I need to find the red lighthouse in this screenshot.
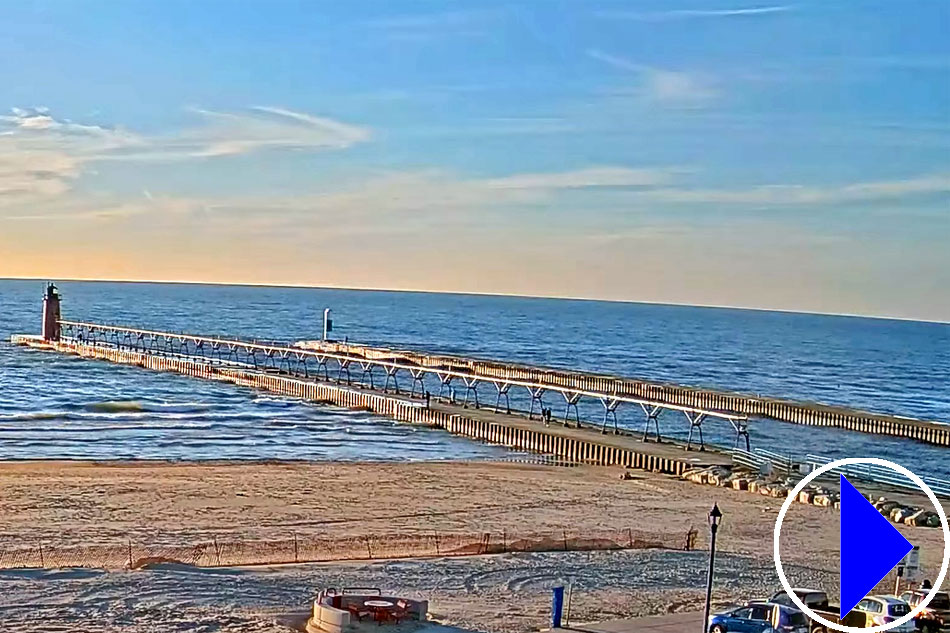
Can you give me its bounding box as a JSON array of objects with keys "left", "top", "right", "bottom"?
[{"left": 42, "top": 283, "right": 61, "bottom": 341}]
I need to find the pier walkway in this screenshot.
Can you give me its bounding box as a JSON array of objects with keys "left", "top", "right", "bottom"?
[
  {"left": 54, "top": 319, "right": 753, "bottom": 451},
  {"left": 11, "top": 331, "right": 725, "bottom": 476},
  {"left": 296, "top": 339, "right": 950, "bottom": 448},
  {"left": 13, "top": 305, "right": 749, "bottom": 475}
]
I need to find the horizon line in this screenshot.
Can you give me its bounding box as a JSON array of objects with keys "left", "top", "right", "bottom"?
[{"left": 2, "top": 274, "right": 948, "bottom": 327}]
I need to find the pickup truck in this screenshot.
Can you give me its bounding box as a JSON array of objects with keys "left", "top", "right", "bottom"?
[
  {"left": 769, "top": 589, "right": 866, "bottom": 632},
  {"left": 901, "top": 589, "right": 950, "bottom": 632}
]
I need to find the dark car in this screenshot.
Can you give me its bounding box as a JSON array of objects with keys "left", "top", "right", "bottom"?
[
  {"left": 709, "top": 601, "right": 809, "bottom": 633},
  {"left": 901, "top": 590, "right": 950, "bottom": 632},
  {"left": 768, "top": 588, "right": 869, "bottom": 632}
]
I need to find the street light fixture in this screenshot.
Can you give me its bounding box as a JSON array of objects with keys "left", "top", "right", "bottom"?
[{"left": 702, "top": 504, "right": 723, "bottom": 632}]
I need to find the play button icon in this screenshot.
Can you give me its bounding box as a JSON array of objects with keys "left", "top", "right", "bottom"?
[
  {"left": 839, "top": 475, "right": 913, "bottom": 616},
  {"left": 774, "top": 457, "right": 950, "bottom": 633}
]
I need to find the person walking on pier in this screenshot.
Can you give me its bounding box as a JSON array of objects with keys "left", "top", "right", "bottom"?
[{"left": 425, "top": 391, "right": 431, "bottom": 409}]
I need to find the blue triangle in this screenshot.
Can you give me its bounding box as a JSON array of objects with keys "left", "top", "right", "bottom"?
[{"left": 840, "top": 475, "right": 913, "bottom": 617}]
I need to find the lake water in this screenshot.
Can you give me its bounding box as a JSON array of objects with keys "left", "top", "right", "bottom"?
[{"left": 1, "top": 279, "right": 948, "bottom": 476}]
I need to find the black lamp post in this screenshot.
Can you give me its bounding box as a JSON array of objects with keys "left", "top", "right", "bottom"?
[{"left": 702, "top": 504, "right": 723, "bottom": 633}]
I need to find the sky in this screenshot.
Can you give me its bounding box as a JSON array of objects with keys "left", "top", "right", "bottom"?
[{"left": 1, "top": 1, "right": 948, "bottom": 321}]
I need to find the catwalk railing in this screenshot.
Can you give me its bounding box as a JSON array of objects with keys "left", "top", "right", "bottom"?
[
  {"left": 55, "top": 320, "right": 751, "bottom": 451},
  {"left": 296, "top": 339, "right": 950, "bottom": 448},
  {"left": 731, "top": 449, "right": 950, "bottom": 499},
  {"left": 0, "top": 527, "right": 699, "bottom": 570}
]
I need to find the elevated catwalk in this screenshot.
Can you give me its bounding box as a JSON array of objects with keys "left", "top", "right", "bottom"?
[
  {"left": 12, "top": 331, "right": 723, "bottom": 475},
  {"left": 297, "top": 338, "right": 950, "bottom": 447}
]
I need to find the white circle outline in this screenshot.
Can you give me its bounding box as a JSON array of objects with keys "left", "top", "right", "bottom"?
[{"left": 773, "top": 457, "right": 949, "bottom": 633}]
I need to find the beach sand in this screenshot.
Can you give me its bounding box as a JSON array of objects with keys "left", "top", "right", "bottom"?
[{"left": 0, "top": 460, "right": 946, "bottom": 632}]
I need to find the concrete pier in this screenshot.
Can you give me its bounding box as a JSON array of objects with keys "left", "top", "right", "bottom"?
[
  {"left": 299, "top": 340, "right": 950, "bottom": 448},
  {"left": 11, "top": 307, "right": 950, "bottom": 459},
  {"left": 11, "top": 334, "right": 721, "bottom": 476}
]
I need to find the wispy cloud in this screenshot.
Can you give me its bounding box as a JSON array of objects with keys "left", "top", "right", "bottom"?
[
  {"left": 485, "top": 167, "right": 674, "bottom": 190},
  {"left": 180, "top": 106, "right": 370, "bottom": 157},
  {"left": 0, "top": 106, "right": 370, "bottom": 206},
  {"left": 587, "top": 49, "right": 718, "bottom": 105},
  {"left": 1, "top": 165, "right": 678, "bottom": 227},
  {"left": 13, "top": 165, "right": 948, "bottom": 228},
  {"left": 2, "top": 105, "right": 370, "bottom": 160},
  {"left": 364, "top": 9, "right": 501, "bottom": 41},
  {"left": 642, "top": 173, "right": 950, "bottom": 205},
  {"left": 0, "top": 108, "right": 123, "bottom": 202},
  {"left": 403, "top": 117, "right": 577, "bottom": 138},
  {"left": 1, "top": 107, "right": 140, "bottom": 155},
  {"left": 596, "top": 5, "right": 793, "bottom": 22},
  {"left": 236, "top": 169, "right": 950, "bottom": 228},
  {"left": 0, "top": 151, "right": 79, "bottom": 200}
]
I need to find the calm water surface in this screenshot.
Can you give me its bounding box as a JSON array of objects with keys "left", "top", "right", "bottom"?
[{"left": 1, "top": 280, "right": 947, "bottom": 476}]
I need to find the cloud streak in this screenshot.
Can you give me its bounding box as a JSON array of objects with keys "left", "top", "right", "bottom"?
[
  {"left": 181, "top": 106, "right": 370, "bottom": 157},
  {"left": 0, "top": 108, "right": 122, "bottom": 202},
  {"left": 1, "top": 105, "right": 370, "bottom": 160},
  {"left": 11, "top": 167, "right": 947, "bottom": 227},
  {"left": 596, "top": 5, "right": 793, "bottom": 21},
  {"left": 643, "top": 173, "right": 950, "bottom": 205},
  {"left": 364, "top": 9, "right": 500, "bottom": 41},
  {"left": 0, "top": 106, "right": 370, "bottom": 206},
  {"left": 587, "top": 50, "right": 718, "bottom": 105},
  {"left": 0, "top": 151, "right": 79, "bottom": 200},
  {"left": 485, "top": 167, "right": 674, "bottom": 190}
]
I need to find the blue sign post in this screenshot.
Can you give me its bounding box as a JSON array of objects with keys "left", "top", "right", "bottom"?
[{"left": 552, "top": 586, "right": 564, "bottom": 629}]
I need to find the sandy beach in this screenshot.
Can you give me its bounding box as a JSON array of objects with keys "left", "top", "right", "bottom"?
[{"left": 0, "top": 459, "right": 947, "bottom": 632}]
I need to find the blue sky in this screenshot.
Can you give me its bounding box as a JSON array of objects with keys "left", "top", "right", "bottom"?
[{"left": 1, "top": 1, "right": 948, "bottom": 320}]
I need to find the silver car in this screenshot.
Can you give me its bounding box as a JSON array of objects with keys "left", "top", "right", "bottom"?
[{"left": 853, "top": 595, "right": 915, "bottom": 632}]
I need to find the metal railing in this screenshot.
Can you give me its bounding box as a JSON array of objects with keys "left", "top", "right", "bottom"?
[
  {"left": 55, "top": 319, "right": 751, "bottom": 451},
  {"left": 730, "top": 448, "right": 800, "bottom": 475},
  {"left": 804, "top": 454, "right": 950, "bottom": 499},
  {"left": 730, "top": 449, "right": 950, "bottom": 499}
]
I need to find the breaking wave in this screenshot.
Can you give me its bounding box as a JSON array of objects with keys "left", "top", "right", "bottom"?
[
  {"left": 84, "top": 400, "right": 145, "bottom": 413},
  {"left": 81, "top": 401, "right": 213, "bottom": 414},
  {"left": 0, "top": 411, "right": 63, "bottom": 422}
]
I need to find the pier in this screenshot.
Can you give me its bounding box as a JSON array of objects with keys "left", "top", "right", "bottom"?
[
  {"left": 10, "top": 284, "right": 950, "bottom": 473},
  {"left": 11, "top": 332, "right": 719, "bottom": 476},
  {"left": 296, "top": 340, "right": 950, "bottom": 447}
]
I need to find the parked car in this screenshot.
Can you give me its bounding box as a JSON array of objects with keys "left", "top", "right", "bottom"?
[
  {"left": 768, "top": 588, "right": 865, "bottom": 632},
  {"left": 852, "top": 595, "right": 916, "bottom": 632},
  {"left": 770, "top": 589, "right": 831, "bottom": 611},
  {"left": 900, "top": 590, "right": 950, "bottom": 632},
  {"left": 708, "top": 601, "right": 809, "bottom": 633}
]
